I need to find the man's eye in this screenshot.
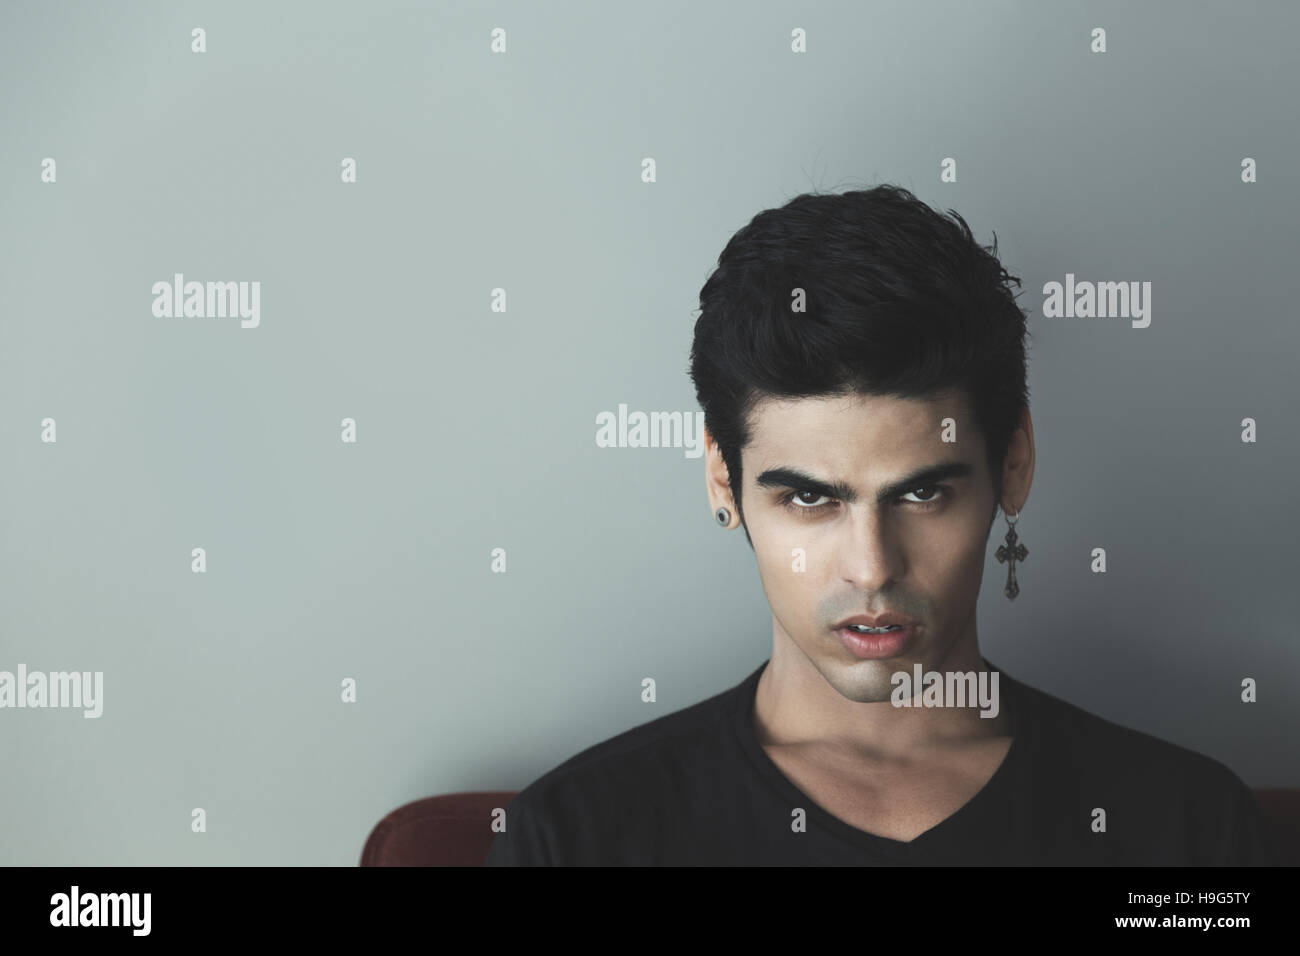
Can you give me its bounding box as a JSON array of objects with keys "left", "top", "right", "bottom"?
[
  {"left": 901, "top": 485, "right": 946, "bottom": 504},
  {"left": 788, "top": 490, "right": 831, "bottom": 509},
  {"left": 779, "top": 490, "right": 836, "bottom": 517}
]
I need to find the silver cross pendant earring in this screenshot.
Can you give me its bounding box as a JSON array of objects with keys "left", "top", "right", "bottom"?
[{"left": 994, "top": 507, "right": 1027, "bottom": 600}]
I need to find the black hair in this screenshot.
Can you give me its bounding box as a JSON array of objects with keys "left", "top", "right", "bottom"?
[{"left": 688, "top": 184, "right": 1031, "bottom": 548}]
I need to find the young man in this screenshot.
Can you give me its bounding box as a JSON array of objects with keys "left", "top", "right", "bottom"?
[{"left": 484, "top": 185, "right": 1274, "bottom": 865}]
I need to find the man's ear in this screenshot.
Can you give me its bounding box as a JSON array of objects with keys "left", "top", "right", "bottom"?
[
  {"left": 997, "top": 406, "right": 1035, "bottom": 515},
  {"left": 703, "top": 426, "right": 739, "bottom": 522}
]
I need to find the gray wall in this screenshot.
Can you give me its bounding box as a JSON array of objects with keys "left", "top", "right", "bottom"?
[{"left": 1, "top": 0, "right": 1295, "bottom": 865}]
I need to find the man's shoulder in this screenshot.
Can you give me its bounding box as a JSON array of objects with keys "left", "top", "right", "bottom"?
[
  {"left": 484, "top": 669, "right": 756, "bottom": 864},
  {"left": 1002, "top": 669, "right": 1276, "bottom": 864},
  {"left": 1006, "top": 670, "right": 1247, "bottom": 791},
  {"left": 509, "top": 668, "right": 751, "bottom": 810}
]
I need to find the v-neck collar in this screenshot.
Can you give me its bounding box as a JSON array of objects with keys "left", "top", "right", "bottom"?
[{"left": 730, "top": 656, "right": 1026, "bottom": 860}]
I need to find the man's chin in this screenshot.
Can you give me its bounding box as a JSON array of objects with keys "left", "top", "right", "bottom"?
[{"left": 821, "top": 657, "right": 908, "bottom": 703}]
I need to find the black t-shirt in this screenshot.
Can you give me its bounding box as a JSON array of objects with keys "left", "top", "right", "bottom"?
[{"left": 483, "top": 658, "right": 1276, "bottom": 865}]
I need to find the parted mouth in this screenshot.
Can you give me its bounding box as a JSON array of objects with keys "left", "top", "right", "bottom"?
[{"left": 833, "top": 613, "right": 917, "bottom": 629}]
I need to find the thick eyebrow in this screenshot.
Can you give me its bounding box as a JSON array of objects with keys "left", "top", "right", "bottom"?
[{"left": 754, "top": 462, "right": 975, "bottom": 506}]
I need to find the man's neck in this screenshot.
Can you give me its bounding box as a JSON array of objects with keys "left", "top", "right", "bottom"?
[{"left": 753, "top": 634, "right": 1011, "bottom": 764}]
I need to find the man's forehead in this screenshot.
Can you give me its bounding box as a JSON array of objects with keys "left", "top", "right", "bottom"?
[{"left": 747, "top": 390, "right": 969, "bottom": 441}]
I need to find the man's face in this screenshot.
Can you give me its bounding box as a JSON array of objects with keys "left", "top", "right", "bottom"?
[{"left": 737, "top": 390, "right": 996, "bottom": 703}]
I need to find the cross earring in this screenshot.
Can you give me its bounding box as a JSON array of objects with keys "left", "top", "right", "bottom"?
[{"left": 994, "top": 508, "right": 1028, "bottom": 600}]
